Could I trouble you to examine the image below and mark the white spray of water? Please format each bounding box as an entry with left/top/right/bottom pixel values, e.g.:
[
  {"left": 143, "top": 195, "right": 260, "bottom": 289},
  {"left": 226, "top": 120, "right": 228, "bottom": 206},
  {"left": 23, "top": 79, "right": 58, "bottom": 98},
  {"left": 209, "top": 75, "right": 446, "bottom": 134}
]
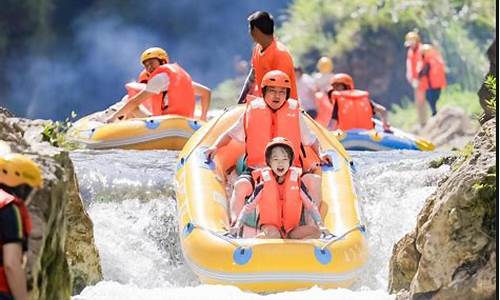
[{"left": 70, "top": 149, "right": 450, "bottom": 299}]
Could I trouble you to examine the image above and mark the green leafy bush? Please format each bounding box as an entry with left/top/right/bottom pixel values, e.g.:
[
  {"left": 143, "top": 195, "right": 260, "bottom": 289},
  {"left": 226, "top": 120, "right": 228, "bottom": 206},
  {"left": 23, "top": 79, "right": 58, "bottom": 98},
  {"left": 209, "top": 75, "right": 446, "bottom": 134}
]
[{"left": 41, "top": 111, "right": 79, "bottom": 150}]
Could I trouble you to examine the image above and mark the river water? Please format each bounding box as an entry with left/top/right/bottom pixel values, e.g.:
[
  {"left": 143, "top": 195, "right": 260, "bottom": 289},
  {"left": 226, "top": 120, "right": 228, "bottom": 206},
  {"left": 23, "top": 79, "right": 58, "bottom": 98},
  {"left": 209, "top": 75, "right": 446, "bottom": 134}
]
[{"left": 69, "top": 148, "right": 450, "bottom": 300}]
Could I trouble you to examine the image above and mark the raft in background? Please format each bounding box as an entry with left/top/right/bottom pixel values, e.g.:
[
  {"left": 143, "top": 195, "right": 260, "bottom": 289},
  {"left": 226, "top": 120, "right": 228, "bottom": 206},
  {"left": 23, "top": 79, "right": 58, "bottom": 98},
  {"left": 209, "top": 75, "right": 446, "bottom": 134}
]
[
  {"left": 175, "top": 106, "right": 368, "bottom": 293},
  {"left": 67, "top": 113, "right": 203, "bottom": 150},
  {"left": 332, "top": 119, "right": 435, "bottom": 151}
]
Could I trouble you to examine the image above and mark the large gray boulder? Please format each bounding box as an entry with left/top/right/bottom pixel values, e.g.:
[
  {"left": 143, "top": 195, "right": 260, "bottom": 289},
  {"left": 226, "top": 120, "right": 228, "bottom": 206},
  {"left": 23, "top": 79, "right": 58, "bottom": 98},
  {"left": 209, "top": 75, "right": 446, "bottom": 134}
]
[{"left": 388, "top": 118, "right": 496, "bottom": 299}]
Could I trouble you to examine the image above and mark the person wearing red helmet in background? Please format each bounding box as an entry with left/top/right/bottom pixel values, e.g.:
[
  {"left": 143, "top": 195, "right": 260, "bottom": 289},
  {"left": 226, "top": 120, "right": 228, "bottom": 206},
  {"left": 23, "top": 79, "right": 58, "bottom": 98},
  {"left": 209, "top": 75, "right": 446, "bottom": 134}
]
[{"left": 315, "top": 73, "right": 391, "bottom": 132}]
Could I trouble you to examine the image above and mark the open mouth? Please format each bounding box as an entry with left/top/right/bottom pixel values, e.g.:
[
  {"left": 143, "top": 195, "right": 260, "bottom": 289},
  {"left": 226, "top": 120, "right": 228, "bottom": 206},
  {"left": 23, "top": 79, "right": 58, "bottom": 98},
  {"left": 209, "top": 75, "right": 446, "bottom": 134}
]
[{"left": 277, "top": 167, "right": 285, "bottom": 173}]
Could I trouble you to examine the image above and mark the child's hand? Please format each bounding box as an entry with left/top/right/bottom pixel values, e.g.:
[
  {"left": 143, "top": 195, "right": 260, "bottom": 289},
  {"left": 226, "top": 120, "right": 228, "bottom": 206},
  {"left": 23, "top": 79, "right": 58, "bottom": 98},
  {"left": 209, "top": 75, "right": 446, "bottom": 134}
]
[
  {"left": 319, "top": 152, "right": 333, "bottom": 166},
  {"left": 319, "top": 226, "right": 333, "bottom": 238},
  {"left": 204, "top": 146, "right": 217, "bottom": 161},
  {"left": 229, "top": 221, "right": 242, "bottom": 237},
  {"left": 382, "top": 122, "right": 393, "bottom": 133}
]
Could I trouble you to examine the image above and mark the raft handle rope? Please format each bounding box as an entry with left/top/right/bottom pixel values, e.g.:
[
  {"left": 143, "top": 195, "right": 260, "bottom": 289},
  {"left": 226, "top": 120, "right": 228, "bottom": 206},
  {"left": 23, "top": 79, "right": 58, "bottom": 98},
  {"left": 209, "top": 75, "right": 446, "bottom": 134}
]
[
  {"left": 320, "top": 224, "right": 366, "bottom": 250},
  {"left": 186, "top": 222, "right": 242, "bottom": 248}
]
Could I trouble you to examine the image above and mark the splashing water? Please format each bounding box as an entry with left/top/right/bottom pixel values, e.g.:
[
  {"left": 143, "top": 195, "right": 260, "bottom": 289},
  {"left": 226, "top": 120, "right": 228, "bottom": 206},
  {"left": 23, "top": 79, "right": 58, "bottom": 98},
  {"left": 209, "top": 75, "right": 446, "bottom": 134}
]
[{"left": 70, "top": 148, "right": 450, "bottom": 299}]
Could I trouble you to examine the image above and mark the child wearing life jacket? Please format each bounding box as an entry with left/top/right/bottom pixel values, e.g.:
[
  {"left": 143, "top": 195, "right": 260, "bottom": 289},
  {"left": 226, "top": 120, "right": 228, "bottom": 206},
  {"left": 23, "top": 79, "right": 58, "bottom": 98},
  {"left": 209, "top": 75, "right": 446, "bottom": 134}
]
[{"left": 231, "top": 137, "right": 324, "bottom": 239}]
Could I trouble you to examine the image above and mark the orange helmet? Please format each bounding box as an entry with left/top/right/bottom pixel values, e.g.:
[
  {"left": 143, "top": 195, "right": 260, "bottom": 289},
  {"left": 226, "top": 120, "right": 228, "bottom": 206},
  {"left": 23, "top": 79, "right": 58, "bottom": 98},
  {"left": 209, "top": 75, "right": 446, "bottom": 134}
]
[
  {"left": 261, "top": 70, "right": 291, "bottom": 90},
  {"left": 264, "top": 137, "right": 295, "bottom": 166},
  {"left": 330, "top": 73, "right": 355, "bottom": 90}
]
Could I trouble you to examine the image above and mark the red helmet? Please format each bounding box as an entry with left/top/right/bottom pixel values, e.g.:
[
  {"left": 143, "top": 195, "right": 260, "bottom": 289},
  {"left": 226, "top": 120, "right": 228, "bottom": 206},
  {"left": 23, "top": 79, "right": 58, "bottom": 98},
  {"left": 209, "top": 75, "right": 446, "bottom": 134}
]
[
  {"left": 264, "top": 137, "right": 295, "bottom": 166},
  {"left": 330, "top": 73, "right": 355, "bottom": 90},
  {"left": 261, "top": 70, "right": 292, "bottom": 90}
]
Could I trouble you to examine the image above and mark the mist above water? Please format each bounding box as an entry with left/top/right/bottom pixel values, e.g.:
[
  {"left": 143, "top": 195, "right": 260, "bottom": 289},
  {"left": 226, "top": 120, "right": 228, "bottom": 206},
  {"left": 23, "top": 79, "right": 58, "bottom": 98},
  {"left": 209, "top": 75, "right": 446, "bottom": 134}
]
[{"left": 3, "top": 1, "right": 289, "bottom": 120}]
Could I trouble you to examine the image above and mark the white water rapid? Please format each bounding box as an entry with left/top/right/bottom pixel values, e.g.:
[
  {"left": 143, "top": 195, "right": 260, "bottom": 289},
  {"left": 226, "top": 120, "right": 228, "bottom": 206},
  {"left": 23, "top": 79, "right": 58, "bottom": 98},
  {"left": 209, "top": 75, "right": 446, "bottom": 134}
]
[{"left": 70, "top": 148, "right": 450, "bottom": 300}]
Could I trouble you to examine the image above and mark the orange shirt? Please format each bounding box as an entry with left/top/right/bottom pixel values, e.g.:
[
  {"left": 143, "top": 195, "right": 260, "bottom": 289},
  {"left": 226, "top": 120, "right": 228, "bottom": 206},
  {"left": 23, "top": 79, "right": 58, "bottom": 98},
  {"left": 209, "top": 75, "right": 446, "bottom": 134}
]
[{"left": 251, "top": 38, "right": 298, "bottom": 99}]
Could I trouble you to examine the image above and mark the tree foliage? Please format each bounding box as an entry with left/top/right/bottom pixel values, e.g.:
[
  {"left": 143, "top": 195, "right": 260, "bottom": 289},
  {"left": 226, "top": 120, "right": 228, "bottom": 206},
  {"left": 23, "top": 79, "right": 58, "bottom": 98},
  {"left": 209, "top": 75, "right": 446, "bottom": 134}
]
[{"left": 278, "top": 0, "right": 496, "bottom": 91}]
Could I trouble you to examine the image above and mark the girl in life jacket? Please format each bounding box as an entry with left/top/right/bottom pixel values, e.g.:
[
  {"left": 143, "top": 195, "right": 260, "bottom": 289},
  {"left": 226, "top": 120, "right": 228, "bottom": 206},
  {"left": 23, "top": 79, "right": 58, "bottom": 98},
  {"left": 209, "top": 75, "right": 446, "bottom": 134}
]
[
  {"left": 231, "top": 137, "right": 326, "bottom": 239},
  {"left": 0, "top": 152, "right": 42, "bottom": 300},
  {"left": 319, "top": 73, "right": 392, "bottom": 132}
]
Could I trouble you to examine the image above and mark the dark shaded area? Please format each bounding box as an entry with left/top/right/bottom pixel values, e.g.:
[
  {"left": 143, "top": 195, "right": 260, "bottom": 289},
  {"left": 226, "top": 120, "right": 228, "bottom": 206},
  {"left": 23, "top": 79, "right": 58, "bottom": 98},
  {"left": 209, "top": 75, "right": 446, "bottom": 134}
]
[
  {"left": 333, "top": 27, "right": 413, "bottom": 107},
  {"left": 0, "top": 1, "right": 289, "bottom": 120}
]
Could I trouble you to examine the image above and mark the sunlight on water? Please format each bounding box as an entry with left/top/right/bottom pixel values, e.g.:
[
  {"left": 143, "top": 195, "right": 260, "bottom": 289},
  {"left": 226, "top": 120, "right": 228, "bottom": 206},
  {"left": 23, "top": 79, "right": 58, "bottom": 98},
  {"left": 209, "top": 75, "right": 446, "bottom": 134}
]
[{"left": 70, "top": 149, "right": 450, "bottom": 299}]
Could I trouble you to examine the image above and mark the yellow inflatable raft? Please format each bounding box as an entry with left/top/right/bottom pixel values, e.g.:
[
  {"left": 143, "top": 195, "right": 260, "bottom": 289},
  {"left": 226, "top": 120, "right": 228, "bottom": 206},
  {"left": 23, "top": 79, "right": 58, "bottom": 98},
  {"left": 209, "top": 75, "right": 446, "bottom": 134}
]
[
  {"left": 67, "top": 114, "right": 204, "bottom": 150},
  {"left": 175, "top": 105, "right": 368, "bottom": 293}
]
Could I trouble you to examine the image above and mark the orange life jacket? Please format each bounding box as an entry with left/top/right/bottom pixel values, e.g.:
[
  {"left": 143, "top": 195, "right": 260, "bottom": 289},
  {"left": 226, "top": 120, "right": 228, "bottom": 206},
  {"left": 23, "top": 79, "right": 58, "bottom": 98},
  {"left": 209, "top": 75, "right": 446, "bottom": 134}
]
[
  {"left": 137, "top": 70, "right": 150, "bottom": 83},
  {"left": 147, "top": 63, "right": 196, "bottom": 117},
  {"left": 252, "top": 167, "right": 302, "bottom": 234},
  {"left": 314, "top": 92, "right": 334, "bottom": 128},
  {"left": 421, "top": 48, "right": 447, "bottom": 90},
  {"left": 244, "top": 98, "right": 302, "bottom": 168},
  {"left": 332, "top": 90, "right": 374, "bottom": 131},
  {"left": 406, "top": 44, "right": 426, "bottom": 91},
  {"left": 0, "top": 189, "right": 32, "bottom": 295}
]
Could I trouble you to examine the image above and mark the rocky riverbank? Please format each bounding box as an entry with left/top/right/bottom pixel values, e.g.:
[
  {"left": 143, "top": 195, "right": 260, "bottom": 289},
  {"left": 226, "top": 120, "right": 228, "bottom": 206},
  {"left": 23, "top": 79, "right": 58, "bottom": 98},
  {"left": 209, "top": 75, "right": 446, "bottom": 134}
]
[
  {"left": 0, "top": 109, "right": 102, "bottom": 299},
  {"left": 388, "top": 39, "right": 497, "bottom": 300}
]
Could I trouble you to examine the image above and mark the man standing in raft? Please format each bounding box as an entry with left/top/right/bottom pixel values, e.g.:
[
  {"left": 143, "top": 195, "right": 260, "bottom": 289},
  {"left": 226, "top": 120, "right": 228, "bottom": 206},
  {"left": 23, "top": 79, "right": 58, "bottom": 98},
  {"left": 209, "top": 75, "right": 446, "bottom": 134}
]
[
  {"left": 237, "top": 11, "right": 298, "bottom": 103},
  {"left": 107, "top": 47, "right": 211, "bottom": 122}
]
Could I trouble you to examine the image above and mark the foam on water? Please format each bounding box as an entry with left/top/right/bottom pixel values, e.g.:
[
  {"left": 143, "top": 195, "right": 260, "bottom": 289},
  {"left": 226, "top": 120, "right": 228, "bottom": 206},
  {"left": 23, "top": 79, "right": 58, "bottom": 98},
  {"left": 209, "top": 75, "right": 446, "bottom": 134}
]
[{"left": 70, "top": 148, "right": 450, "bottom": 299}]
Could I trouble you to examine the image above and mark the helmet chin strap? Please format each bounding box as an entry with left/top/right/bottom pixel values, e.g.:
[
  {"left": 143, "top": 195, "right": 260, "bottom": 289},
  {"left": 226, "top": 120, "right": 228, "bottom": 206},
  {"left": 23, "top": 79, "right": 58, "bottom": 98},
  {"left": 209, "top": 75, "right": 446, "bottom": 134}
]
[{"left": 23, "top": 188, "right": 37, "bottom": 207}]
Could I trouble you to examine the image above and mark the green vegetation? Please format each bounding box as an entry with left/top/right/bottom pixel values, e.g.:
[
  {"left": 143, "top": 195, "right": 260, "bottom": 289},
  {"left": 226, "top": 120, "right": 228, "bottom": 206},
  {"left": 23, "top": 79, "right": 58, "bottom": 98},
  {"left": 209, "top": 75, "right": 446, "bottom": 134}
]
[
  {"left": 41, "top": 111, "right": 79, "bottom": 150},
  {"left": 484, "top": 75, "right": 497, "bottom": 114},
  {"left": 389, "top": 84, "right": 482, "bottom": 130},
  {"left": 212, "top": 78, "right": 242, "bottom": 109},
  {"left": 279, "top": 0, "right": 495, "bottom": 91}
]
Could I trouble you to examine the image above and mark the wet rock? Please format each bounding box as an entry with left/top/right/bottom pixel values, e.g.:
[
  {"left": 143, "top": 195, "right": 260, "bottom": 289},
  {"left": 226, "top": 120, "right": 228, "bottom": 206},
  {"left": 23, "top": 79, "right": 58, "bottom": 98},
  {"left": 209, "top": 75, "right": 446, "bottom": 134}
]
[
  {"left": 418, "top": 107, "right": 478, "bottom": 150},
  {"left": 0, "top": 108, "right": 102, "bottom": 298},
  {"left": 388, "top": 118, "right": 496, "bottom": 299}
]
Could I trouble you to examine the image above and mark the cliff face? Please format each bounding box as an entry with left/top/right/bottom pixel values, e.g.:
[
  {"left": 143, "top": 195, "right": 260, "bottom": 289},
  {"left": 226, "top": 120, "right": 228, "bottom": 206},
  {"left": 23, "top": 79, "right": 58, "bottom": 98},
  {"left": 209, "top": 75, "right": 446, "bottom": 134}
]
[
  {"left": 388, "top": 118, "right": 496, "bottom": 299},
  {"left": 0, "top": 109, "right": 102, "bottom": 299}
]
